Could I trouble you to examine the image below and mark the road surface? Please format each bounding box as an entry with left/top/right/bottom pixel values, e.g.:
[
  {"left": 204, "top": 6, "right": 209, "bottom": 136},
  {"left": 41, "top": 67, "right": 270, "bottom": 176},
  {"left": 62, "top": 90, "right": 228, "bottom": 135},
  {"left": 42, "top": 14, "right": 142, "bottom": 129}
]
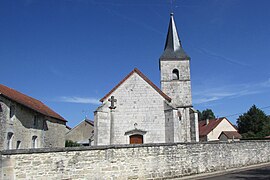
[{"left": 199, "top": 165, "right": 270, "bottom": 180}]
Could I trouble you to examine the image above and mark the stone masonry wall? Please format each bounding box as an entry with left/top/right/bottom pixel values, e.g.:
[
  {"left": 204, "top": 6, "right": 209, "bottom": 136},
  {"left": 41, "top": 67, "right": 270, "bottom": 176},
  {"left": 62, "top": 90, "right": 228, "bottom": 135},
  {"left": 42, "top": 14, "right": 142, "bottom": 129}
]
[
  {"left": 66, "top": 121, "right": 94, "bottom": 144},
  {"left": 1, "top": 141, "right": 270, "bottom": 179},
  {"left": 160, "top": 60, "right": 192, "bottom": 107},
  {"left": 0, "top": 100, "right": 6, "bottom": 150},
  {"left": 0, "top": 96, "right": 66, "bottom": 150},
  {"left": 95, "top": 73, "right": 170, "bottom": 145}
]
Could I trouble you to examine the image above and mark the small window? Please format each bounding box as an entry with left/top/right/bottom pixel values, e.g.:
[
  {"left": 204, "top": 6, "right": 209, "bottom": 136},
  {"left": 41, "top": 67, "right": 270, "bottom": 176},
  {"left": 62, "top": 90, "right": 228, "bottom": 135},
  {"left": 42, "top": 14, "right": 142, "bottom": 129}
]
[
  {"left": 172, "top": 69, "right": 179, "bottom": 80},
  {"left": 7, "top": 132, "right": 14, "bottom": 150},
  {"left": 0, "top": 103, "right": 3, "bottom": 113},
  {"left": 10, "top": 105, "right": 15, "bottom": 119},
  {"left": 32, "top": 136, "right": 37, "bottom": 148},
  {"left": 178, "top": 110, "right": 182, "bottom": 120},
  {"left": 34, "top": 115, "right": 38, "bottom": 127},
  {"left": 16, "top": 141, "right": 21, "bottom": 149}
]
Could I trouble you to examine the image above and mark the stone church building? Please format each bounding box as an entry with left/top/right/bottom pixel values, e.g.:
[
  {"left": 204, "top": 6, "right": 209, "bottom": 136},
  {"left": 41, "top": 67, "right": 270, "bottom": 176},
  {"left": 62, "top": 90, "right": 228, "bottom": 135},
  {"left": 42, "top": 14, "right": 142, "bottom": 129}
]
[{"left": 94, "top": 14, "right": 199, "bottom": 145}]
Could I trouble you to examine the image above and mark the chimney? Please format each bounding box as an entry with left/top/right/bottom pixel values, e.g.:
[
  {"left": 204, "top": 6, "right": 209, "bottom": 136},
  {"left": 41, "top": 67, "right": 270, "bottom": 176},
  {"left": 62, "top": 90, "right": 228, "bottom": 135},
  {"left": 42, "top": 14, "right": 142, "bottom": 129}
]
[{"left": 206, "top": 118, "right": 209, "bottom": 125}]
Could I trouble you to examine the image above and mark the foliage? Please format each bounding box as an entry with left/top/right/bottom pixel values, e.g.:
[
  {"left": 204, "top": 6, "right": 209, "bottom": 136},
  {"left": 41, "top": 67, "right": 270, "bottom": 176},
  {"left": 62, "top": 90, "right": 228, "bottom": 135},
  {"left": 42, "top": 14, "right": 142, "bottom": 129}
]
[
  {"left": 237, "top": 105, "right": 270, "bottom": 138},
  {"left": 65, "top": 140, "right": 81, "bottom": 147},
  {"left": 198, "top": 109, "right": 216, "bottom": 121}
]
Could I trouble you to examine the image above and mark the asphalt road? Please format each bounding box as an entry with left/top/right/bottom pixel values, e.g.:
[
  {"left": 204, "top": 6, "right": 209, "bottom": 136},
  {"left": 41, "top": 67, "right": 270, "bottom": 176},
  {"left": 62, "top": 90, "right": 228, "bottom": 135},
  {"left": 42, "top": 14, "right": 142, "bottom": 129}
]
[{"left": 199, "top": 166, "right": 270, "bottom": 180}]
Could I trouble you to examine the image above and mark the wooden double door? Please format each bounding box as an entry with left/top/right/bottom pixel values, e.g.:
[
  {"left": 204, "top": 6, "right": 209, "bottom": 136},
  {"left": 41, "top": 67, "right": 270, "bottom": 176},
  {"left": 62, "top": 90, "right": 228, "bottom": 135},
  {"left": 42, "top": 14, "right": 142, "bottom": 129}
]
[{"left": 130, "top": 134, "right": 143, "bottom": 144}]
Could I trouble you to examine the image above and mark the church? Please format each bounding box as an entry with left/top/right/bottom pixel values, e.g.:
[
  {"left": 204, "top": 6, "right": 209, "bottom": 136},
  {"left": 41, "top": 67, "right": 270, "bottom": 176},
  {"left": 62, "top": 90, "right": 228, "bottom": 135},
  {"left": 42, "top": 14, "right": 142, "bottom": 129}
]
[{"left": 94, "top": 13, "right": 199, "bottom": 145}]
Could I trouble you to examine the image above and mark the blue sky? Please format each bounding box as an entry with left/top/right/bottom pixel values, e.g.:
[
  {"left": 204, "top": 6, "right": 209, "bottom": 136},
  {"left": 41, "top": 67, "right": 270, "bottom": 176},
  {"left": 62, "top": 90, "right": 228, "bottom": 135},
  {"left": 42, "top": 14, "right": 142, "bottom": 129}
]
[{"left": 1, "top": 0, "right": 270, "bottom": 128}]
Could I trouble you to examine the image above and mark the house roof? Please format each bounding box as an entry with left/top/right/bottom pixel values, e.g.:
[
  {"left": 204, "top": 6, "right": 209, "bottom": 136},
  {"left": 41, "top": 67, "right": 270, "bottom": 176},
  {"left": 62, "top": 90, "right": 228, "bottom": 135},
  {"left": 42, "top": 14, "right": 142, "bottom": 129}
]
[
  {"left": 160, "top": 13, "right": 190, "bottom": 60},
  {"left": 0, "top": 84, "right": 66, "bottom": 122},
  {"left": 66, "top": 118, "right": 94, "bottom": 135},
  {"left": 68, "top": 118, "right": 94, "bottom": 130},
  {"left": 199, "top": 117, "right": 237, "bottom": 137},
  {"left": 85, "top": 119, "right": 94, "bottom": 126},
  {"left": 100, "top": 68, "right": 172, "bottom": 102},
  {"left": 219, "top": 131, "right": 242, "bottom": 139}
]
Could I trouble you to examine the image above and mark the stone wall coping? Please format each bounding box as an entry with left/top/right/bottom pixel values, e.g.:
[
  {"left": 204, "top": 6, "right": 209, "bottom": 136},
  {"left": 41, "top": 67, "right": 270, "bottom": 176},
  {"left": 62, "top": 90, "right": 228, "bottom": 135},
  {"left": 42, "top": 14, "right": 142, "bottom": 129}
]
[{"left": 1, "top": 140, "right": 270, "bottom": 155}]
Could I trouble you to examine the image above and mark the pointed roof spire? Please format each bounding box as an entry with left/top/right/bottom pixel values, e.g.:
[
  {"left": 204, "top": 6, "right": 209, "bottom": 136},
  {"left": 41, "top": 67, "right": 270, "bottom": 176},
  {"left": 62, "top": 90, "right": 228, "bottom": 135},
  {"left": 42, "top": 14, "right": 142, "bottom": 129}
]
[{"left": 160, "top": 13, "right": 190, "bottom": 60}]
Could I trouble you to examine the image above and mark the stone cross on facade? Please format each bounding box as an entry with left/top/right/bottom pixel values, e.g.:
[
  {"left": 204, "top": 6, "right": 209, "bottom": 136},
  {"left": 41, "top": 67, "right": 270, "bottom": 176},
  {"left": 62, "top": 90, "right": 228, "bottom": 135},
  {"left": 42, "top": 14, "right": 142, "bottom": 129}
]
[{"left": 108, "top": 96, "right": 117, "bottom": 109}]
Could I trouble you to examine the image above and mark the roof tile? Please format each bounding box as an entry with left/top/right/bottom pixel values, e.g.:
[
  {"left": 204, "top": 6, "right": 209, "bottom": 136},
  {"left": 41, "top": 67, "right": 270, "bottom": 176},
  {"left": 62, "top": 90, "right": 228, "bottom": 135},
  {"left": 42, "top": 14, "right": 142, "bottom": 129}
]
[
  {"left": 0, "top": 84, "right": 66, "bottom": 122},
  {"left": 199, "top": 117, "right": 238, "bottom": 137},
  {"left": 219, "top": 131, "right": 242, "bottom": 139}
]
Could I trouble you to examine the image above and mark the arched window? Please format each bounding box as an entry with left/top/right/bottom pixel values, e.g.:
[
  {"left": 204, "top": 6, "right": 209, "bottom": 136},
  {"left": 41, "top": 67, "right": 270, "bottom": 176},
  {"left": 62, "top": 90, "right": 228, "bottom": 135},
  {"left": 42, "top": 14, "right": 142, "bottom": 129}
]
[
  {"left": 32, "top": 136, "right": 37, "bottom": 148},
  {"left": 16, "top": 141, "right": 21, "bottom": 149},
  {"left": 129, "top": 134, "right": 143, "bottom": 144},
  {"left": 172, "top": 69, "right": 179, "bottom": 80},
  {"left": 7, "top": 132, "right": 13, "bottom": 150}
]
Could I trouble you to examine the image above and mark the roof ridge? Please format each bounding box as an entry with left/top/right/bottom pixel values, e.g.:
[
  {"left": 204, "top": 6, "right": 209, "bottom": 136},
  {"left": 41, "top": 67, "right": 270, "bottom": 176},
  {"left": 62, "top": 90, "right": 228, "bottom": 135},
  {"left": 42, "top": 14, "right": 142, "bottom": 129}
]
[
  {"left": 100, "top": 68, "right": 171, "bottom": 102},
  {"left": 85, "top": 119, "right": 94, "bottom": 125},
  {"left": 0, "top": 84, "right": 44, "bottom": 104},
  {"left": 66, "top": 119, "right": 94, "bottom": 135},
  {"left": 0, "top": 84, "right": 66, "bottom": 122}
]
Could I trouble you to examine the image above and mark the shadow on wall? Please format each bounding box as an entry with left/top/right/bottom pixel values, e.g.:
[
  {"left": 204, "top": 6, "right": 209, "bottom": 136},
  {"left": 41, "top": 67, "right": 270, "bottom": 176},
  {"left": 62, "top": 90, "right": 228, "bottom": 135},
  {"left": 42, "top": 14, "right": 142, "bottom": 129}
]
[{"left": 14, "top": 106, "right": 49, "bottom": 131}]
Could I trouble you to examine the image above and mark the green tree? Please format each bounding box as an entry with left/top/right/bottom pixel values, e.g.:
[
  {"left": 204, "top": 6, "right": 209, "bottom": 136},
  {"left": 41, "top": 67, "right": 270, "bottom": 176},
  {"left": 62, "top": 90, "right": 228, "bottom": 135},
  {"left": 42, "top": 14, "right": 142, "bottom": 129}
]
[
  {"left": 199, "top": 109, "right": 216, "bottom": 121},
  {"left": 237, "top": 105, "right": 270, "bottom": 138},
  {"left": 65, "top": 140, "right": 81, "bottom": 147}
]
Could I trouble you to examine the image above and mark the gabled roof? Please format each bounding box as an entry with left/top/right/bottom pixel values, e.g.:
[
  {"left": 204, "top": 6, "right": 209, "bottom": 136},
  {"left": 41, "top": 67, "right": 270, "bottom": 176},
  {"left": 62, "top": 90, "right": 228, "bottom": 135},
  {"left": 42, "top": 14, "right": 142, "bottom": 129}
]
[
  {"left": 66, "top": 118, "right": 94, "bottom": 135},
  {"left": 199, "top": 117, "right": 237, "bottom": 137},
  {"left": 100, "top": 68, "right": 171, "bottom": 102},
  {"left": 219, "top": 131, "right": 242, "bottom": 139},
  {"left": 0, "top": 84, "right": 66, "bottom": 122},
  {"left": 160, "top": 13, "right": 190, "bottom": 60},
  {"left": 85, "top": 119, "right": 94, "bottom": 126}
]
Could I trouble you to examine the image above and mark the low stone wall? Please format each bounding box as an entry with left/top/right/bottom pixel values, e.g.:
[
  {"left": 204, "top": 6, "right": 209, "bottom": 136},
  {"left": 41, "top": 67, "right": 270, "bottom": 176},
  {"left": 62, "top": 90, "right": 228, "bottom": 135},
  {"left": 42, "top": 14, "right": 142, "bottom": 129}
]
[{"left": 1, "top": 140, "right": 270, "bottom": 179}]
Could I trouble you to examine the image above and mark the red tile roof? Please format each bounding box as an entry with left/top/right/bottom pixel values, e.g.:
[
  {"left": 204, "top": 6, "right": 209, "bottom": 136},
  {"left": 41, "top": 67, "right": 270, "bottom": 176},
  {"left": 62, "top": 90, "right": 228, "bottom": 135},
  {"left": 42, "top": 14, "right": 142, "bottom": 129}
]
[
  {"left": 100, "top": 68, "right": 171, "bottom": 102},
  {"left": 219, "top": 131, "right": 242, "bottom": 139},
  {"left": 199, "top": 117, "right": 237, "bottom": 137},
  {"left": 199, "top": 118, "right": 223, "bottom": 136},
  {"left": 0, "top": 84, "right": 66, "bottom": 122}
]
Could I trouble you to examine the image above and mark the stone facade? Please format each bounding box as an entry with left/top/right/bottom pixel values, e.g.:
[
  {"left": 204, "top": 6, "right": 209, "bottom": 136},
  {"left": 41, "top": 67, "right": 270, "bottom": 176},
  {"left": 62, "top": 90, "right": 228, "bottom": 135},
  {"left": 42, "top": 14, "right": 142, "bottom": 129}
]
[
  {"left": 1, "top": 141, "right": 270, "bottom": 179},
  {"left": 94, "top": 14, "right": 199, "bottom": 145},
  {"left": 66, "top": 119, "right": 94, "bottom": 145},
  {"left": 0, "top": 95, "right": 66, "bottom": 150},
  {"left": 160, "top": 60, "right": 192, "bottom": 107},
  {"left": 95, "top": 72, "right": 171, "bottom": 145},
  {"left": 0, "top": 100, "right": 4, "bottom": 150}
]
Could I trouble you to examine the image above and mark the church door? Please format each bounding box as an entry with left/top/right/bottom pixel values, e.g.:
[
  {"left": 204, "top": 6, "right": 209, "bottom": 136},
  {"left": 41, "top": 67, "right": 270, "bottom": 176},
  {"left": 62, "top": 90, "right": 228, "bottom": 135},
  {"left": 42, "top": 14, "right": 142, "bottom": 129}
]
[{"left": 130, "top": 134, "right": 143, "bottom": 144}]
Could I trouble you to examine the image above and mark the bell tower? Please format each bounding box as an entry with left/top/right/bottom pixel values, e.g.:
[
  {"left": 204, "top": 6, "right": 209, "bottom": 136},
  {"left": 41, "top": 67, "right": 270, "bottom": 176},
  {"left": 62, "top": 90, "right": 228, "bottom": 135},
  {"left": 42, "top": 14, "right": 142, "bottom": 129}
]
[
  {"left": 160, "top": 13, "right": 198, "bottom": 142},
  {"left": 160, "top": 13, "right": 192, "bottom": 108}
]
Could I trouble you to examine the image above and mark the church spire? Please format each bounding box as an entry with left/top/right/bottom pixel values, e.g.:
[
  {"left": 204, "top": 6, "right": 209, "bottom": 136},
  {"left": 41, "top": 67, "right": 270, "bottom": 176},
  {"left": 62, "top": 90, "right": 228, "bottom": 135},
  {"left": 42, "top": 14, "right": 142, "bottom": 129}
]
[{"left": 160, "top": 13, "right": 190, "bottom": 60}]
